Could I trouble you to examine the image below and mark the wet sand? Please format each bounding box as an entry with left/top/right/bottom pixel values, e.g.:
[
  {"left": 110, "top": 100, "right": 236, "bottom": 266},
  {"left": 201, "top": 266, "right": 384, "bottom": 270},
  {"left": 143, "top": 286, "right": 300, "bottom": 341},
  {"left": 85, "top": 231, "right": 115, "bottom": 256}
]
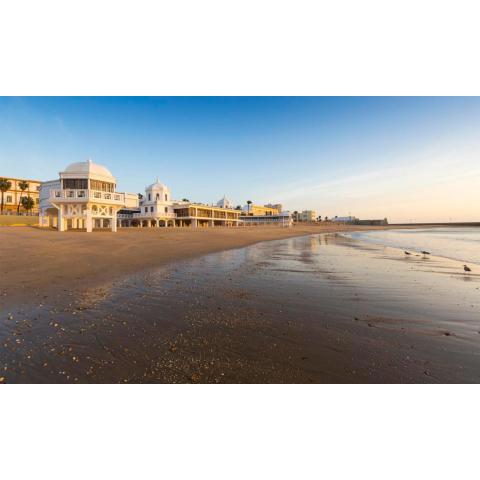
[
  {"left": 0, "top": 224, "right": 386, "bottom": 310},
  {"left": 2, "top": 227, "right": 480, "bottom": 383}
]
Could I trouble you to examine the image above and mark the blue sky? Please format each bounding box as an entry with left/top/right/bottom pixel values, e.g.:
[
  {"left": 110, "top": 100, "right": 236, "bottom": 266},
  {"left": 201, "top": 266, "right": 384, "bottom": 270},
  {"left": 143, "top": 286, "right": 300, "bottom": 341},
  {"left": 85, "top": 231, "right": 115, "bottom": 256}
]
[{"left": 1, "top": 96, "right": 480, "bottom": 222}]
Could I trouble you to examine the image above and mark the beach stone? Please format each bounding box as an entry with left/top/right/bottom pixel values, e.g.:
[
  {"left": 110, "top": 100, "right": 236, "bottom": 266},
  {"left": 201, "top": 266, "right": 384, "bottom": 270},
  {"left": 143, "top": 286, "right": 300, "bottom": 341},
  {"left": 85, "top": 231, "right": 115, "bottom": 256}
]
[{"left": 190, "top": 373, "right": 201, "bottom": 383}]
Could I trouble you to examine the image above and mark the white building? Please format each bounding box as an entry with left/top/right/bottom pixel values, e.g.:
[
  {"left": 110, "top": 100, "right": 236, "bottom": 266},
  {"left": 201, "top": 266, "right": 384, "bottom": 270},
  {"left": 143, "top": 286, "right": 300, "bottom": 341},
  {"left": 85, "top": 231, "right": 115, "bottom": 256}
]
[
  {"left": 216, "top": 195, "right": 233, "bottom": 209},
  {"left": 39, "top": 159, "right": 136, "bottom": 232},
  {"left": 118, "top": 183, "right": 243, "bottom": 228},
  {"left": 38, "top": 159, "right": 286, "bottom": 231},
  {"left": 119, "top": 178, "right": 177, "bottom": 227}
]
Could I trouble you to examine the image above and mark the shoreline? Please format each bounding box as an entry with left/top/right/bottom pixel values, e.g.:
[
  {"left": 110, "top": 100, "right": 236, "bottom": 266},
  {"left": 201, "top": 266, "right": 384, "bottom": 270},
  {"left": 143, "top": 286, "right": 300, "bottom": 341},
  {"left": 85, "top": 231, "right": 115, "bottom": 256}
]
[{"left": 0, "top": 224, "right": 394, "bottom": 310}]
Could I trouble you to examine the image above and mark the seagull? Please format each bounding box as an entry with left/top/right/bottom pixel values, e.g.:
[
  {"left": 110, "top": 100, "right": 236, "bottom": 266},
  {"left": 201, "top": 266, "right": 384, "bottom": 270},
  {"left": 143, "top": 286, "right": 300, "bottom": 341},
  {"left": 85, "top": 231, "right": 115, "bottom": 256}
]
[
  {"left": 404, "top": 251, "right": 412, "bottom": 255},
  {"left": 464, "top": 265, "right": 472, "bottom": 272},
  {"left": 421, "top": 251, "right": 431, "bottom": 255}
]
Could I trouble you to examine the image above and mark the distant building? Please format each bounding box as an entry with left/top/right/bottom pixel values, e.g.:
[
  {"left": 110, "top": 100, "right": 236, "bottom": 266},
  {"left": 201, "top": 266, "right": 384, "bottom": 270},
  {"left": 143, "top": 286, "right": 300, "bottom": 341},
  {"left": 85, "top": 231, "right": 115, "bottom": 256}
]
[
  {"left": 298, "top": 210, "right": 317, "bottom": 222},
  {"left": 330, "top": 216, "right": 388, "bottom": 226},
  {"left": 331, "top": 216, "right": 358, "bottom": 224},
  {"left": 216, "top": 195, "right": 233, "bottom": 209},
  {"left": 243, "top": 204, "right": 280, "bottom": 216},
  {"left": 356, "top": 218, "right": 388, "bottom": 226},
  {"left": 240, "top": 211, "right": 292, "bottom": 227},
  {"left": 265, "top": 203, "right": 283, "bottom": 213},
  {"left": 0, "top": 176, "right": 41, "bottom": 214}
]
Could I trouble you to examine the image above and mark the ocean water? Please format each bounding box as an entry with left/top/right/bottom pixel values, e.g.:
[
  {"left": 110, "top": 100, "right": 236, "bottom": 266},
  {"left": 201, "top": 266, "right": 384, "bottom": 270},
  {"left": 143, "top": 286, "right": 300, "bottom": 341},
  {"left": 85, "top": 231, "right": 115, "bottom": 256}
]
[{"left": 345, "top": 227, "right": 480, "bottom": 265}]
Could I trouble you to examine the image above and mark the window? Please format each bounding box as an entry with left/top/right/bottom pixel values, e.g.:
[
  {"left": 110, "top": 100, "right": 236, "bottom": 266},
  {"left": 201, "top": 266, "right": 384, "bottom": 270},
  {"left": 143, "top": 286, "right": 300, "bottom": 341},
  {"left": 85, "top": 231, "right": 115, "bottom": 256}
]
[
  {"left": 165, "top": 194, "right": 168, "bottom": 201},
  {"left": 63, "top": 179, "right": 88, "bottom": 190},
  {"left": 35, "top": 198, "right": 39, "bottom": 204},
  {"left": 150, "top": 206, "right": 154, "bottom": 212},
  {"left": 148, "top": 194, "right": 151, "bottom": 201},
  {"left": 6, "top": 195, "right": 12, "bottom": 203},
  {"left": 90, "top": 180, "right": 114, "bottom": 192},
  {"left": 156, "top": 193, "right": 159, "bottom": 200},
  {"left": 164, "top": 207, "right": 168, "bottom": 213}
]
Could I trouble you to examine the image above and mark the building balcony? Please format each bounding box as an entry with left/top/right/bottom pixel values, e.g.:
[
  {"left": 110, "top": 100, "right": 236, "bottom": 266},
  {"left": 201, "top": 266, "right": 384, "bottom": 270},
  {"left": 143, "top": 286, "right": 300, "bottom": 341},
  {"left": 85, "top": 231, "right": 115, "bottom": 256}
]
[
  {"left": 132, "top": 211, "right": 176, "bottom": 218},
  {"left": 50, "top": 189, "right": 125, "bottom": 205}
]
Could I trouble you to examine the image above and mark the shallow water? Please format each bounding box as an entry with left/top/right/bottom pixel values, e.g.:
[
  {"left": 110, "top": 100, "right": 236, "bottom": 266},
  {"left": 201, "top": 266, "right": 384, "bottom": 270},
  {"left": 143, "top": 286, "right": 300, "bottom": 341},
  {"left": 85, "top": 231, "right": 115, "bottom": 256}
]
[{"left": 345, "top": 227, "right": 480, "bottom": 265}]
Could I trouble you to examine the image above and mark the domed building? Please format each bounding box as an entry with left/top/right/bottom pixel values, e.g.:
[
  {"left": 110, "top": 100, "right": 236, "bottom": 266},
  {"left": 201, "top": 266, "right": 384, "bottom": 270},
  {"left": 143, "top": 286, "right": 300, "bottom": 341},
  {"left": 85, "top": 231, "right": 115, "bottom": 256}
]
[
  {"left": 127, "top": 178, "right": 176, "bottom": 227},
  {"left": 39, "top": 159, "right": 137, "bottom": 232},
  {"left": 216, "top": 195, "right": 233, "bottom": 209}
]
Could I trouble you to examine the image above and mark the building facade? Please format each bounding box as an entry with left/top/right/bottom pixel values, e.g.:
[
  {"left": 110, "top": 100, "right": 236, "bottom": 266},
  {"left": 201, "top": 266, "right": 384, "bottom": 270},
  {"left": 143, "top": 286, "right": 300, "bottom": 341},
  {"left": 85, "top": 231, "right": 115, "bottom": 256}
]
[
  {"left": 118, "top": 183, "right": 242, "bottom": 228},
  {"left": 298, "top": 210, "right": 318, "bottom": 222},
  {"left": 38, "top": 160, "right": 288, "bottom": 232},
  {"left": 0, "top": 177, "right": 41, "bottom": 214},
  {"left": 39, "top": 159, "right": 132, "bottom": 232},
  {"left": 240, "top": 211, "right": 292, "bottom": 227},
  {"left": 243, "top": 204, "right": 280, "bottom": 216}
]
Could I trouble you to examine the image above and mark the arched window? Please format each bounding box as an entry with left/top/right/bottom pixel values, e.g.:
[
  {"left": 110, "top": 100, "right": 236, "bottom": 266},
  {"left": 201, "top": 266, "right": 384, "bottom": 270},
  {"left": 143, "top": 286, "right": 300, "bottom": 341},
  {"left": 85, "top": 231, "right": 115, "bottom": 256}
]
[
  {"left": 165, "top": 194, "right": 168, "bottom": 201},
  {"left": 156, "top": 193, "right": 159, "bottom": 200}
]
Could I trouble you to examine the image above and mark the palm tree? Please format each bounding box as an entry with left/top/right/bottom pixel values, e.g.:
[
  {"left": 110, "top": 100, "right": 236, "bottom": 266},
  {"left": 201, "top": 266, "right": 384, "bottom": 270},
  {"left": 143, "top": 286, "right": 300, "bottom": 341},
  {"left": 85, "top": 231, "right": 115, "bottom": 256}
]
[
  {"left": 21, "top": 196, "right": 35, "bottom": 214},
  {"left": 246, "top": 200, "right": 252, "bottom": 214},
  {"left": 138, "top": 193, "right": 143, "bottom": 200},
  {"left": 235, "top": 205, "right": 242, "bottom": 210},
  {"left": 182, "top": 198, "right": 190, "bottom": 202},
  {"left": 17, "top": 180, "right": 29, "bottom": 214},
  {"left": 0, "top": 178, "right": 12, "bottom": 214}
]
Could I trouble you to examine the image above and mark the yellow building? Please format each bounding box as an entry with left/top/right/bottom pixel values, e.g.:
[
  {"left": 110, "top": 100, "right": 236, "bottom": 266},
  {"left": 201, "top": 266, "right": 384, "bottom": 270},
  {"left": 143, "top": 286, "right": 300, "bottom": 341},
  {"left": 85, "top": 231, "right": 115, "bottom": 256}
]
[
  {"left": 299, "top": 210, "right": 317, "bottom": 222},
  {"left": 0, "top": 177, "right": 41, "bottom": 214},
  {"left": 173, "top": 202, "right": 242, "bottom": 227},
  {"left": 244, "top": 204, "right": 279, "bottom": 216}
]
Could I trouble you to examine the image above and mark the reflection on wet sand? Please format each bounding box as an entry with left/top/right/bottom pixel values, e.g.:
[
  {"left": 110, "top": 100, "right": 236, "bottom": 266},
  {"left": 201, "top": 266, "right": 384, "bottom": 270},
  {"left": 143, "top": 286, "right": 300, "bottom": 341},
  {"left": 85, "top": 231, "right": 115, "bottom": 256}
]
[{"left": 1, "top": 233, "right": 480, "bottom": 383}]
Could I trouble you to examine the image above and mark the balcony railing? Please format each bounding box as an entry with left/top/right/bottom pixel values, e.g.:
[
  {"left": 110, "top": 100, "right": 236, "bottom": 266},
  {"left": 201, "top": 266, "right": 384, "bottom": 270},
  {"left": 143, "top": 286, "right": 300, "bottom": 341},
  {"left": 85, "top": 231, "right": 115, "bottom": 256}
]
[
  {"left": 50, "top": 189, "right": 125, "bottom": 204},
  {"left": 132, "top": 211, "right": 176, "bottom": 218}
]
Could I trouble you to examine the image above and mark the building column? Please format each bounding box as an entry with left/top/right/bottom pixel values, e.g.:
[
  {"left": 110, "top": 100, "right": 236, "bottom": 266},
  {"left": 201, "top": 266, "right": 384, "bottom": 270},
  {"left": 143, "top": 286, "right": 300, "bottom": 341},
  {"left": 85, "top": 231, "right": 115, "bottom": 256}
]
[
  {"left": 191, "top": 218, "right": 197, "bottom": 228},
  {"left": 86, "top": 211, "right": 93, "bottom": 233},
  {"left": 112, "top": 212, "right": 117, "bottom": 232},
  {"left": 58, "top": 208, "right": 65, "bottom": 232}
]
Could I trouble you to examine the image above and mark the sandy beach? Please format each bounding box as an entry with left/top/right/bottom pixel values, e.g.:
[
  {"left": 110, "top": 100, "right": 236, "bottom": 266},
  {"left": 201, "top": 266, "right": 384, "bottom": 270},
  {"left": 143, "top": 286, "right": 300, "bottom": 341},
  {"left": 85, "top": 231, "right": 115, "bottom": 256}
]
[
  {"left": 1, "top": 225, "right": 480, "bottom": 383},
  {"left": 0, "top": 224, "right": 384, "bottom": 309}
]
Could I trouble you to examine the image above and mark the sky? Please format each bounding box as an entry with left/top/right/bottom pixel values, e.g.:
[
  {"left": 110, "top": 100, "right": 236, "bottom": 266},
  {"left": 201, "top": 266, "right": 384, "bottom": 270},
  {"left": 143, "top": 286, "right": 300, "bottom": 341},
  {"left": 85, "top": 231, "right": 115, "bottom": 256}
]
[{"left": 0, "top": 96, "right": 479, "bottom": 223}]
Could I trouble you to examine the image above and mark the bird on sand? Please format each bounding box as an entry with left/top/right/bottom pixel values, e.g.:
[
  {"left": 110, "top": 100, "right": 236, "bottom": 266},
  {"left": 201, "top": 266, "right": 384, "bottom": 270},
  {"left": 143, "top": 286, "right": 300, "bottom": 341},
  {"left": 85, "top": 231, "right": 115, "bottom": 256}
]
[
  {"left": 404, "top": 251, "right": 412, "bottom": 255},
  {"left": 464, "top": 265, "right": 472, "bottom": 272},
  {"left": 421, "top": 251, "right": 430, "bottom": 255}
]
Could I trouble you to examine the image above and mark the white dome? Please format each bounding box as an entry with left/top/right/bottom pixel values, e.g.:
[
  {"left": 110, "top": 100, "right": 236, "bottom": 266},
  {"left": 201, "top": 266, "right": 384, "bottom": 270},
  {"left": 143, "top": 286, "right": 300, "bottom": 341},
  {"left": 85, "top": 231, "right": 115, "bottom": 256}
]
[
  {"left": 147, "top": 177, "right": 168, "bottom": 191},
  {"left": 63, "top": 159, "right": 113, "bottom": 178},
  {"left": 217, "top": 195, "right": 233, "bottom": 209}
]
